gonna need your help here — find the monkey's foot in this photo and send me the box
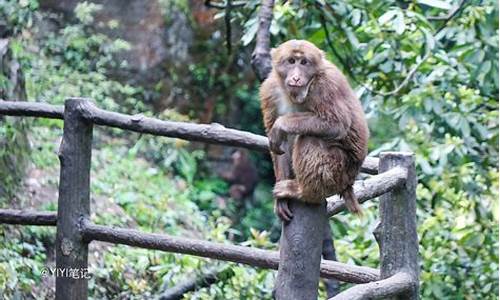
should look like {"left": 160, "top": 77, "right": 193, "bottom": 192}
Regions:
{"left": 275, "top": 198, "right": 293, "bottom": 222}
{"left": 273, "top": 180, "right": 302, "bottom": 200}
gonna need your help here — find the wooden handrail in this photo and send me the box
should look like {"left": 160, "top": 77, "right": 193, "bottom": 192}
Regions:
{"left": 329, "top": 272, "right": 415, "bottom": 300}
{"left": 326, "top": 166, "right": 407, "bottom": 216}
{"left": 81, "top": 219, "right": 379, "bottom": 283}
{"left": 0, "top": 100, "right": 379, "bottom": 173}
{"left": 0, "top": 209, "right": 57, "bottom": 225}
{"left": 0, "top": 165, "right": 405, "bottom": 225}
{"left": 0, "top": 99, "right": 419, "bottom": 299}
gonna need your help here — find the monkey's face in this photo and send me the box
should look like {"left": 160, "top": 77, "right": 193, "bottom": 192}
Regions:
{"left": 271, "top": 40, "right": 324, "bottom": 104}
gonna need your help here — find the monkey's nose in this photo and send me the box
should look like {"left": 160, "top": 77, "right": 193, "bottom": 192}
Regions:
{"left": 292, "top": 76, "right": 300, "bottom": 83}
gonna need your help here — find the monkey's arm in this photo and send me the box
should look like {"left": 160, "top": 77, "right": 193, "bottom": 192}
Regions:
{"left": 271, "top": 143, "right": 294, "bottom": 222}
{"left": 260, "top": 81, "right": 294, "bottom": 221}
{"left": 278, "top": 112, "right": 350, "bottom": 138}
{"left": 269, "top": 112, "right": 351, "bottom": 154}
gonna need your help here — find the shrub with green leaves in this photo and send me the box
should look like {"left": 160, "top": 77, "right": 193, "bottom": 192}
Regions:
{"left": 236, "top": 0, "right": 498, "bottom": 298}
{"left": 0, "top": 0, "right": 497, "bottom": 299}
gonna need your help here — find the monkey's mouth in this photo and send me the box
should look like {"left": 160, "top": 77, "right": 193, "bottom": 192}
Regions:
{"left": 287, "top": 82, "right": 306, "bottom": 87}
{"left": 287, "top": 86, "right": 305, "bottom": 97}
{"left": 287, "top": 78, "right": 315, "bottom": 103}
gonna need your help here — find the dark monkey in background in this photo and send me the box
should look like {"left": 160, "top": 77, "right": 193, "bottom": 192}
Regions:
{"left": 259, "top": 40, "right": 369, "bottom": 221}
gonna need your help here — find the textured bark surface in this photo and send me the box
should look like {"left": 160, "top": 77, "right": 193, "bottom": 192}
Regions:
{"left": 322, "top": 224, "right": 340, "bottom": 297}
{"left": 360, "top": 156, "right": 379, "bottom": 175}
{"left": 0, "top": 209, "right": 57, "bottom": 225}
{"left": 326, "top": 166, "right": 407, "bottom": 217}
{"left": 81, "top": 220, "right": 378, "bottom": 283}
{"left": 330, "top": 272, "right": 414, "bottom": 300}
{"left": 78, "top": 100, "right": 270, "bottom": 152}
{"left": 0, "top": 100, "right": 64, "bottom": 118}
{"left": 55, "top": 98, "right": 93, "bottom": 300}
{"left": 377, "top": 152, "right": 419, "bottom": 300}
{"left": 251, "top": 0, "right": 274, "bottom": 81}
{"left": 330, "top": 152, "right": 418, "bottom": 300}
{"left": 275, "top": 201, "right": 327, "bottom": 300}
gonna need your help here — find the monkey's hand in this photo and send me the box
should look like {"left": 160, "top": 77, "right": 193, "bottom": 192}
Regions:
{"left": 273, "top": 179, "right": 302, "bottom": 200}
{"left": 275, "top": 198, "right": 293, "bottom": 222}
{"left": 274, "top": 180, "right": 302, "bottom": 222}
{"left": 269, "top": 119, "right": 286, "bottom": 155}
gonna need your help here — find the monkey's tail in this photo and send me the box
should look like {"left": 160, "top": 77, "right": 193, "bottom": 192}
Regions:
{"left": 341, "top": 185, "right": 363, "bottom": 215}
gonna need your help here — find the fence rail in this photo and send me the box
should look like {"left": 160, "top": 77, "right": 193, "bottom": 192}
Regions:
{"left": 0, "top": 100, "right": 379, "bottom": 174}
{"left": 0, "top": 99, "right": 419, "bottom": 300}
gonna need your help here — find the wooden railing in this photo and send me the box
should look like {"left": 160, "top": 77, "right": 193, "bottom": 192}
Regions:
{"left": 0, "top": 98, "right": 419, "bottom": 300}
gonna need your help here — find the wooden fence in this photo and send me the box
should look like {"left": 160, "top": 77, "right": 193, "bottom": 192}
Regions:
{"left": 0, "top": 98, "right": 419, "bottom": 300}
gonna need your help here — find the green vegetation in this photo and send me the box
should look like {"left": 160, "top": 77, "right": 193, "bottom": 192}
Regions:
{"left": 0, "top": 0, "right": 498, "bottom": 299}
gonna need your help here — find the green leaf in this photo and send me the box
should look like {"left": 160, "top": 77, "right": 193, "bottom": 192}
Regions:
{"left": 351, "top": 9, "right": 362, "bottom": 26}
{"left": 459, "top": 117, "right": 471, "bottom": 137}
{"left": 378, "top": 10, "right": 398, "bottom": 25}
{"left": 394, "top": 11, "right": 406, "bottom": 35}
{"left": 422, "top": 28, "right": 436, "bottom": 52}
{"left": 241, "top": 18, "right": 258, "bottom": 46}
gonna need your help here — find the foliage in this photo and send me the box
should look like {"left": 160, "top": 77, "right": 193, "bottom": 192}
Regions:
{"left": 236, "top": 0, "right": 499, "bottom": 298}
{"left": 0, "top": 1, "right": 277, "bottom": 298}
{"left": 0, "top": 0, "right": 497, "bottom": 299}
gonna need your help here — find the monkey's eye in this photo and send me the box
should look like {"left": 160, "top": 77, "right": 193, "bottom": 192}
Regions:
{"left": 300, "top": 59, "right": 308, "bottom": 65}
{"left": 288, "top": 58, "right": 296, "bottom": 64}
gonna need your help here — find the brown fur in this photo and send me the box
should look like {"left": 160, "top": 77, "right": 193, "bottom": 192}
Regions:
{"left": 259, "top": 40, "right": 369, "bottom": 217}
{"left": 221, "top": 150, "right": 259, "bottom": 200}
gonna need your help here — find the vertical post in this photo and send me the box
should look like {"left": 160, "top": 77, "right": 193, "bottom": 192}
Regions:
{"left": 377, "top": 152, "right": 419, "bottom": 299}
{"left": 322, "top": 224, "right": 340, "bottom": 297}
{"left": 56, "top": 98, "right": 93, "bottom": 300}
{"left": 275, "top": 200, "right": 326, "bottom": 299}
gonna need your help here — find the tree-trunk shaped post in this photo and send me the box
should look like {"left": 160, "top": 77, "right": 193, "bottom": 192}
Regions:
{"left": 376, "top": 152, "right": 419, "bottom": 299}
{"left": 274, "top": 139, "right": 327, "bottom": 299}
{"left": 55, "top": 98, "right": 93, "bottom": 300}
{"left": 275, "top": 200, "right": 327, "bottom": 299}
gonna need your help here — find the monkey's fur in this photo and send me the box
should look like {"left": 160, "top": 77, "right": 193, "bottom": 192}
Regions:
{"left": 221, "top": 149, "right": 258, "bottom": 200}
{"left": 259, "top": 40, "right": 369, "bottom": 221}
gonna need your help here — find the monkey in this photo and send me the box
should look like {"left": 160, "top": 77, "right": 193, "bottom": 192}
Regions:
{"left": 259, "top": 40, "right": 369, "bottom": 222}
{"left": 220, "top": 149, "right": 259, "bottom": 200}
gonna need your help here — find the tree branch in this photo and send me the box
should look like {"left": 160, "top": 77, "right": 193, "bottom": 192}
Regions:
{"left": 225, "top": 0, "right": 233, "bottom": 54}
{"left": 428, "top": 0, "right": 467, "bottom": 22}
{"left": 434, "top": 0, "right": 469, "bottom": 34}
{"left": 251, "top": 0, "right": 274, "bottom": 81}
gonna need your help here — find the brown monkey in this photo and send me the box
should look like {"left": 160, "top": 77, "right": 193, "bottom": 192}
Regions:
{"left": 220, "top": 149, "right": 259, "bottom": 200}
{"left": 259, "top": 40, "right": 369, "bottom": 221}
